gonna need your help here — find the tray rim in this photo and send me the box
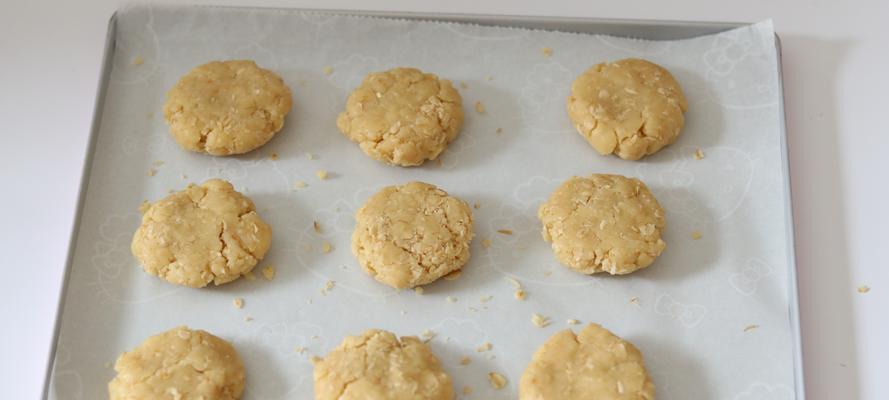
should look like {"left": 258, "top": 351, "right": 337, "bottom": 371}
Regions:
{"left": 42, "top": 6, "right": 804, "bottom": 399}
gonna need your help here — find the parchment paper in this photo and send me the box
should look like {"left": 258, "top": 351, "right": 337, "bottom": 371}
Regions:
{"left": 49, "top": 5, "right": 797, "bottom": 399}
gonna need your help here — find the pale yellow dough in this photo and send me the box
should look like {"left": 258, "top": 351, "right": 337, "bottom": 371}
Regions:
{"left": 108, "top": 326, "right": 245, "bottom": 400}
{"left": 164, "top": 60, "right": 292, "bottom": 156}
{"left": 538, "top": 174, "right": 665, "bottom": 275}
{"left": 337, "top": 67, "right": 464, "bottom": 166}
{"left": 567, "top": 58, "right": 687, "bottom": 160}
{"left": 519, "top": 323, "right": 655, "bottom": 400}
{"left": 351, "top": 181, "right": 473, "bottom": 289}
{"left": 131, "top": 179, "right": 272, "bottom": 288}
{"left": 313, "top": 329, "right": 454, "bottom": 400}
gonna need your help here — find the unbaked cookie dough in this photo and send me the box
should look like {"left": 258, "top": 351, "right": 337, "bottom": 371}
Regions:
{"left": 567, "top": 58, "right": 687, "bottom": 160}
{"left": 351, "top": 181, "right": 473, "bottom": 289}
{"left": 313, "top": 329, "right": 454, "bottom": 400}
{"left": 538, "top": 174, "right": 665, "bottom": 275}
{"left": 131, "top": 179, "right": 272, "bottom": 288}
{"left": 336, "top": 67, "right": 464, "bottom": 166}
{"left": 164, "top": 60, "right": 292, "bottom": 156}
{"left": 108, "top": 326, "right": 245, "bottom": 400}
{"left": 519, "top": 323, "right": 655, "bottom": 400}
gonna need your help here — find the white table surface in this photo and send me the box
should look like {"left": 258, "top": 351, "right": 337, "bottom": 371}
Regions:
{"left": 1, "top": 0, "right": 886, "bottom": 398}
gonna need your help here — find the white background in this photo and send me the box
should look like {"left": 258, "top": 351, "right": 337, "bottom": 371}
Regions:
{"left": 0, "top": 0, "right": 885, "bottom": 399}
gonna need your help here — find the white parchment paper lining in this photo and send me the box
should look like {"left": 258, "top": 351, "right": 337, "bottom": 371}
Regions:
{"left": 50, "top": 6, "right": 795, "bottom": 400}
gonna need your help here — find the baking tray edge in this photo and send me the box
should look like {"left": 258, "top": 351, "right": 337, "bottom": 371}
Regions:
{"left": 41, "top": 11, "right": 118, "bottom": 400}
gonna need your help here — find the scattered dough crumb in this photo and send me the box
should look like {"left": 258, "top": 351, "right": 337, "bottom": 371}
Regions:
{"left": 262, "top": 266, "right": 275, "bottom": 281}
{"left": 543, "top": 270, "right": 552, "bottom": 277}
{"left": 460, "top": 356, "right": 471, "bottom": 365}
{"left": 320, "top": 280, "right": 335, "bottom": 295}
{"left": 133, "top": 56, "right": 144, "bottom": 65}
{"left": 306, "top": 152, "right": 315, "bottom": 160}
{"left": 542, "top": 47, "right": 553, "bottom": 57}
{"left": 152, "top": 160, "right": 164, "bottom": 167}
{"left": 313, "top": 221, "right": 322, "bottom": 234}
{"left": 414, "top": 287, "right": 425, "bottom": 295}
{"left": 567, "top": 319, "right": 580, "bottom": 325}
{"left": 476, "top": 342, "right": 492, "bottom": 352}
{"left": 479, "top": 295, "right": 492, "bottom": 303}
{"left": 293, "top": 181, "right": 308, "bottom": 189}
{"left": 488, "top": 372, "right": 507, "bottom": 390}
{"left": 269, "top": 152, "right": 279, "bottom": 160}
{"left": 514, "top": 289, "right": 527, "bottom": 301}
{"left": 462, "top": 386, "right": 473, "bottom": 395}
{"left": 857, "top": 285, "right": 870, "bottom": 294}
{"left": 294, "top": 346, "right": 306, "bottom": 354}
{"left": 474, "top": 101, "right": 486, "bottom": 114}
{"left": 244, "top": 316, "right": 253, "bottom": 322}
{"left": 473, "top": 202, "right": 481, "bottom": 209}
{"left": 496, "top": 127, "right": 503, "bottom": 135}
{"left": 146, "top": 168, "right": 157, "bottom": 177}
{"left": 486, "top": 75, "right": 493, "bottom": 81}
{"left": 459, "top": 81, "right": 468, "bottom": 89}
{"left": 743, "top": 324, "right": 760, "bottom": 332}
{"left": 310, "top": 356, "right": 322, "bottom": 364}
{"left": 691, "top": 231, "right": 703, "bottom": 240}
{"left": 180, "top": 174, "right": 188, "bottom": 180}
{"left": 243, "top": 271, "right": 256, "bottom": 281}
{"left": 446, "top": 296, "right": 458, "bottom": 303}
{"left": 322, "top": 242, "right": 332, "bottom": 253}
{"left": 316, "top": 170, "right": 328, "bottom": 180}
{"left": 481, "top": 238, "right": 492, "bottom": 248}
{"left": 444, "top": 270, "right": 462, "bottom": 281}
{"left": 496, "top": 229, "right": 513, "bottom": 235}
{"left": 630, "top": 297, "right": 640, "bottom": 306}
{"left": 421, "top": 329, "right": 436, "bottom": 341}
{"left": 694, "top": 148, "right": 705, "bottom": 160}
{"left": 531, "top": 313, "right": 551, "bottom": 328}
{"left": 323, "top": 66, "right": 334, "bottom": 75}
{"left": 233, "top": 298, "right": 244, "bottom": 309}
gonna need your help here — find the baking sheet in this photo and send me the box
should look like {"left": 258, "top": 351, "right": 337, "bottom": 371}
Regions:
{"left": 48, "top": 5, "right": 799, "bottom": 399}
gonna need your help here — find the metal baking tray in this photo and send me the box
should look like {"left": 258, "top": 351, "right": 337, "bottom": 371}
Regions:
{"left": 44, "top": 5, "right": 803, "bottom": 399}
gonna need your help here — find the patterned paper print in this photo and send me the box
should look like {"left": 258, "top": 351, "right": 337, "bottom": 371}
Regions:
{"left": 49, "top": 6, "right": 796, "bottom": 399}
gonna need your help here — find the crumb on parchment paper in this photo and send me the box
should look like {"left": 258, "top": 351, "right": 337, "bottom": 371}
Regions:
{"left": 488, "top": 372, "right": 507, "bottom": 389}
{"left": 233, "top": 298, "right": 244, "bottom": 309}
{"left": 531, "top": 313, "right": 550, "bottom": 328}
{"left": 514, "top": 289, "right": 527, "bottom": 301}
{"left": 743, "top": 324, "right": 760, "bottom": 332}
{"left": 497, "top": 229, "right": 513, "bottom": 235}
{"left": 474, "top": 101, "right": 486, "bottom": 114}
{"left": 694, "top": 148, "right": 705, "bottom": 160}
{"left": 858, "top": 285, "right": 870, "bottom": 293}
{"left": 542, "top": 47, "right": 553, "bottom": 57}
{"left": 262, "top": 266, "right": 275, "bottom": 281}
{"left": 691, "top": 231, "right": 703, "bottom": 240}
{"left": 323, "top": 66, "right": 333, "bottom": 75}
{"left": 476, "top": 342, "right": 492, "bottom": 352}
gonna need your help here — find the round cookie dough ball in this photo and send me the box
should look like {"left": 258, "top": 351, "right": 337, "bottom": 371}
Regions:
{"left": 336, "top": 67, "right": 464, "bottom": 166}
{"left": 567, "top": 58, "right": 687, "bottom": 160}
{"left": 164, "top": 60, "right": 292, "bottom": 156}
{"left": 519, "top": 323, "right": 655, "bottom": 400}
{"left": 538, "top": 174, "right": 665, "bottom": 275}
{"left": 314, "top": 329, "right": 454, "bottom": 400}
{"left": 351, "top": 181, "right": 473, "bottom": 289}
{"left": 108, "top": 326, "right": 245, "bottom": 400}
{"left": 131, "top": 179, "right": 272, "bottom": 288}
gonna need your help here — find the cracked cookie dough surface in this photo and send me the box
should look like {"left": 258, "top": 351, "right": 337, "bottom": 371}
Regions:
{"left": 567, "top": 58, "right": 687, "bottom": 160}
{"left": 538, "top": 174, "right": 665, "bottom": 275}
{"left": 336, "top": 67, "right": 464, "bottom": 166}
{"left": 352, "top": 181, "right": 473, "bottom": 289}
{"left": 131, "top": 179, "right": 272, "bottom": 288}
{"left": 164, "top": 60, "right": 292, "bottom": 156}
{"left": 313, "top": 329, "right": 454, "bottom": 400}
{"left": 108, "top": 326, "right": 245, "bottom": 400}
{"left": 519, "top": 323, "right": 655, "bottom": 400}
